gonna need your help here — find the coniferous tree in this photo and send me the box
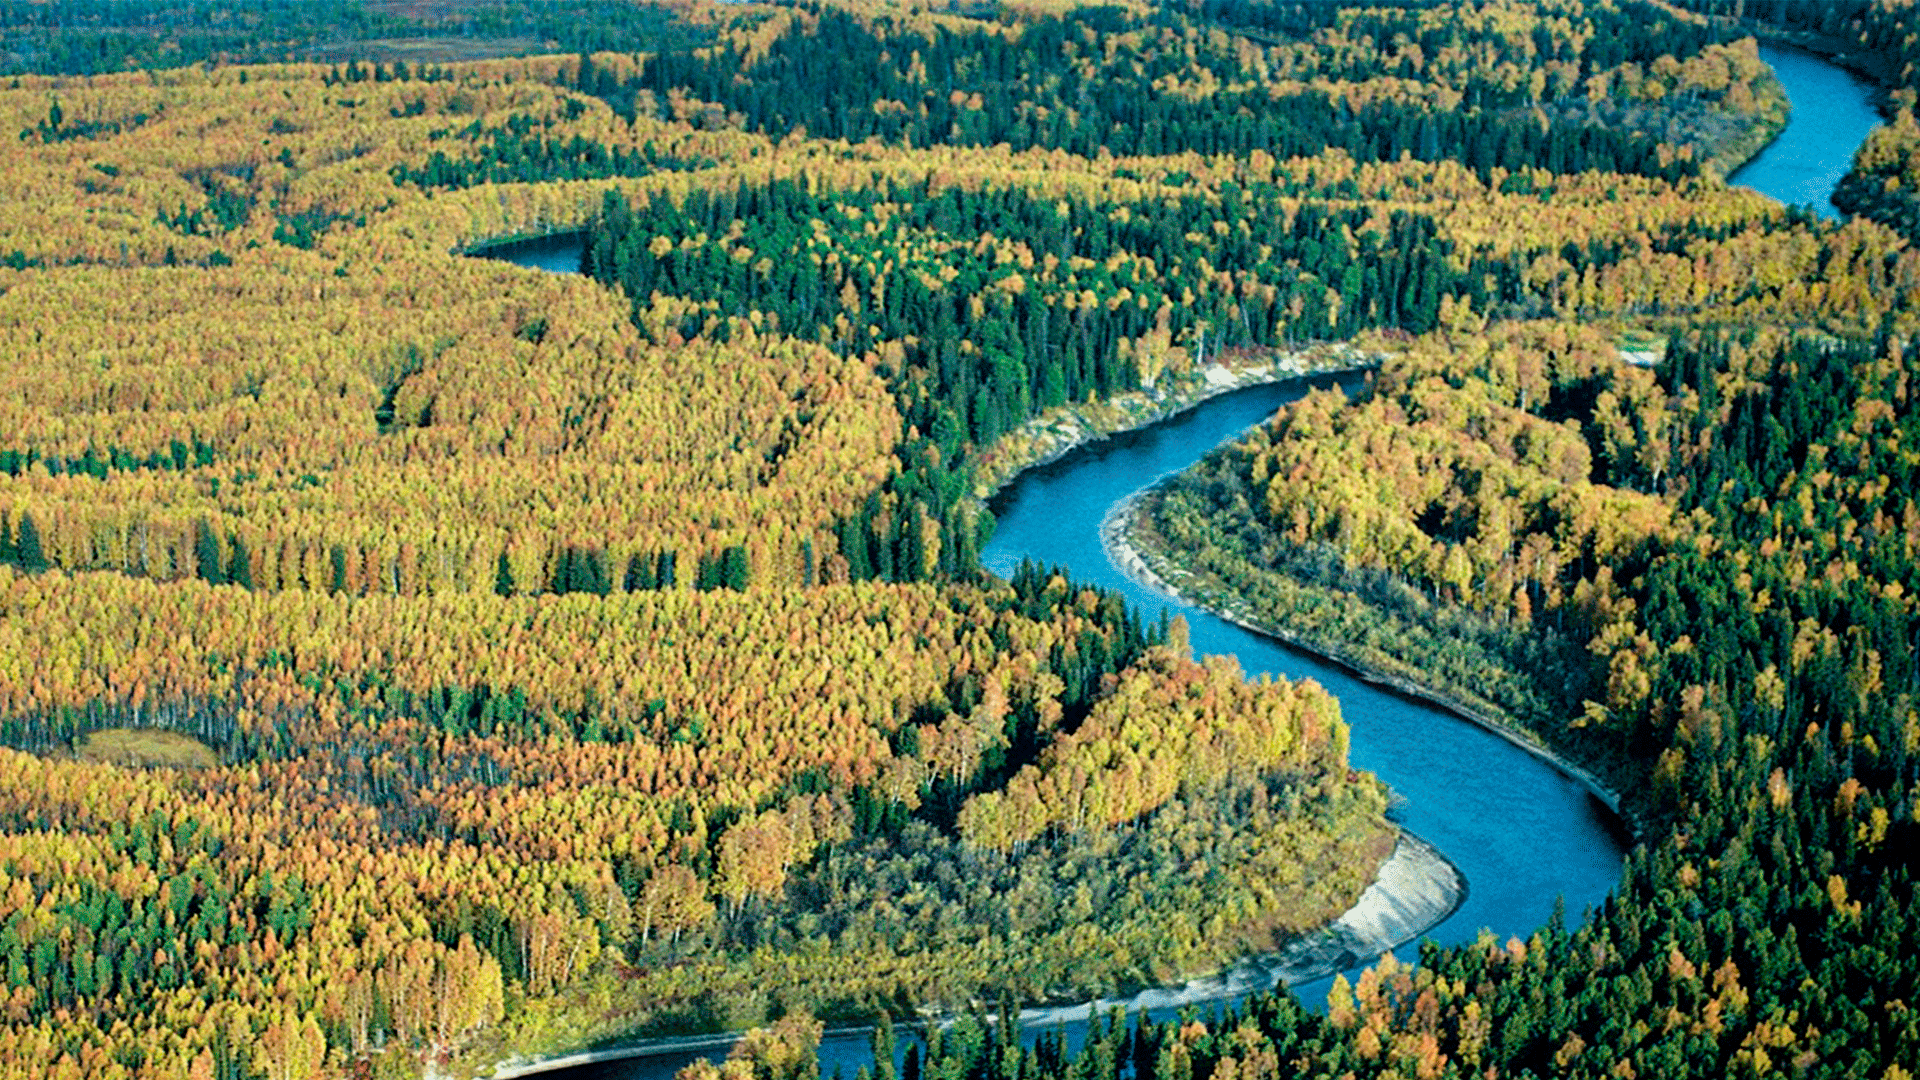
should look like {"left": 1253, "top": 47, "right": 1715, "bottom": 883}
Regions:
{"left": 720, "top": 545, "right": 750, "bottom": 591}
{"left": 582, "top": 549, "right": 610, "bottom": 595}
{"left": 14, "top": 511, "right": 45, "bottom": 573}
{"left": 625, "top": 551, "right": 656, "bottom": 591}
{"left": 192, "top": 522, "right": 225, "bottom": 584}
{"left": 226, "top": 535, "right": 253, "bottom": 590}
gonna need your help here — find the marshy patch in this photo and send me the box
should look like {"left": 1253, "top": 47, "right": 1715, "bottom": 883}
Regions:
{"left": 73, "top": 727, "right": 218, "bottom": 769}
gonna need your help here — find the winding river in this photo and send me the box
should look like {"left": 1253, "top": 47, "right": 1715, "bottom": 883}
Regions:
{"left": 485, "top": 42, "right": 1878, "bottom": 1080}
{"left": 1730, "top": 45, "right": 1882, "bottom": 219}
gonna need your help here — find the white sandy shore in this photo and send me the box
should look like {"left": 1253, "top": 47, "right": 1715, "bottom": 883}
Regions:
{"left": 970, "top": 348, "right": 1373, "bottom": 505}
{"left": 1014, "top": 829, "right": 1463, "bottom": 1030}
{"left": 481, "top": 831, "right": 1463, "bottom": 1079}
{"left": 482, "top": 1032, "right": 743, "bottom": 1080}
{"left": 1325, "top": 831, "right": 1463, "bottom": 960}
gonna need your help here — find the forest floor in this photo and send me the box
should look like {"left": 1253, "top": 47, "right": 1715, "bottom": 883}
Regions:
{"left": 1101, "top": 491, "right": 1632, "bottom": 834}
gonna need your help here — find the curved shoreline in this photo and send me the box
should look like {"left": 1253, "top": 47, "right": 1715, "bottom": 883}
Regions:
{"left": 1101, "top": 489, "right": 1633, "bottom": 834}
{"left": 1012, "top": 828, "right": 1463, "bottom": 1028}
{"left": 969, "top": 346, "right": 1377, "bottom": 507}
{"left": 480, "top": 830, "right": 1462, "bottom": 1079}
{"left": 476, "top": 366, "right": 1468, "bottom": 1080}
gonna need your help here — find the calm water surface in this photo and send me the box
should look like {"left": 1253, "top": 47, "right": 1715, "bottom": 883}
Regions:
{"left": 1730, "top": 45, "right": 1881, "bottom": 219}
{"left": 977, "top": 378, "right": 1628, "bottom": 1017}
{"left": 486, "top": 42, "right": 1875, "bottom": 1077}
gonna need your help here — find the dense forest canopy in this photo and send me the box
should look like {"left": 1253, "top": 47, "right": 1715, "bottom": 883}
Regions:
{"left": 0, "top": 1, "right": 719, "bottom": 74}
{"left": 0, "top": 0, "right": 1915, "bottom": 1077}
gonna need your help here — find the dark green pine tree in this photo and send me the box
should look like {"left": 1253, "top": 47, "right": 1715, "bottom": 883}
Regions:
{"left": 194, "top": 522, "right": 226, "bottom": 585}
{"left": 225, "top": 534, "right": 253, "bottom": 589}
{"left": 580, "top": 548, "right": 611, "bottom": 595}
{"left": 694, "top": 551, "right": 722, "bottom": 591}
{"left": 720, "top": 545, "right": 750, "bottom": 591}
{"left": 625, "top": 551, "right": 656, "bottom": 591}
{"left": 14, "top": 511, "right": 45, "bottom": 573}
{"left": 495, "top": 551, "right": 516, "bottom": 597}
{"left": 841, "top": 516, "right": 873, "bottom": 581}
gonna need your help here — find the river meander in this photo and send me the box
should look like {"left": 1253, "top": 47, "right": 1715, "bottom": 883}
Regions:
{"left": 1730, "top": 45, "right": 1883, "bottom": 219}
{"left": 482, "top": 40, "right": 1877, "bottom": 1078}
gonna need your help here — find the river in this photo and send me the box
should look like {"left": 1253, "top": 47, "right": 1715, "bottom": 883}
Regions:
{"left": 1730, "top": 45, "right": 1883, "bottom": 219}
{"left": 481, "top": 41, "right": 1876, "bottom": 1080}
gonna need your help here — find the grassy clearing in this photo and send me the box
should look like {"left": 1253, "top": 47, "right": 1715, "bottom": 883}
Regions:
{"left": 75, "top": 728, "right": 218, "bottom": 769}
{"left": 306, "top": 36, "right": 552, "bottom": 64}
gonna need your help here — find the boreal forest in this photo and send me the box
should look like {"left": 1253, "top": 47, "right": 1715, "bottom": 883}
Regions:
{"left": 0, "top": 1, "right": 1914, "bottom": 1078}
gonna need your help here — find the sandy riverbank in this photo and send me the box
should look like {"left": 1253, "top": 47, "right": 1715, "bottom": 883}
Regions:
{"left": 1102, "top": 491, "right": 1630, "bottom": 826}
{"left": 482, "top": 1032, "right": 742, "bottom": 1080}
{"left": 479, "top": 831, "right": 1462, "bottom": 1079}
{"left": 1015, "top": 829, "right": 1463, "bottom": 1031}
{"left": 969, "top": 344, "right": 1374, "bottom": 506}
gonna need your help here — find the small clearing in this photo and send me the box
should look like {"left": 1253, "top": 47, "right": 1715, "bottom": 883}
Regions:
{"left": 75, "top": 728, "right": 218, "bottom": 769}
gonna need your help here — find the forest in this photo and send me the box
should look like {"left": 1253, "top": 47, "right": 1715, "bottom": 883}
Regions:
{"left": 1106, "top": 2, "right": 1920, "bottom": 1078}
{"left": 0, "top": 0, "right": 1915, "bottom": 1078}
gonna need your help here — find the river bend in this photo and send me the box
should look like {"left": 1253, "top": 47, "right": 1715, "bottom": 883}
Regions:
{"left": 486, "top": 40, "right": 1876, "bottom": 1078}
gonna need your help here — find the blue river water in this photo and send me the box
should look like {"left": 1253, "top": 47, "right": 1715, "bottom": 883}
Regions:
{"left": 980, "top": 375, "right": 1627, "bottom": 978}
{"left": 487, "top": 40, "right": 1876, "bottom": 1079}
{"left": 1730, "top": 45, "right": 1882, "bottom": 219}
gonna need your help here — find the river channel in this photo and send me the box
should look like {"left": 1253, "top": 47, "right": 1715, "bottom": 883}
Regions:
{"left": 484, "top": 40, "right": 1876, "bottom": 1080}
{"left": 1730, "top": 44, "right": 1883, "bottom": 219}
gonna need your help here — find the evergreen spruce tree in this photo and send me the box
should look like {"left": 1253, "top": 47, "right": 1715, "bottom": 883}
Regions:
{"left": 194, "top": 521, "right": 225, "bottom": 584}
{"left": 495, "top": 552, "right": 516, "bottom": 597}
{"left": 15, "top": 511, "right": 45, "bottom": 573}
{"left": 582, "top": 549, "right": 611, "bottom": 595}
{"left": 226, "top": 535, "right": 253, "bottom": 590}
{"left": 625, "top": 551, "right": 655, "bottom": 591}
{"left": 553, "top": 548, "right": 579, "bottom": 594}
{"left": 720, "top": 545, "right": 750, "bottom": 591}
